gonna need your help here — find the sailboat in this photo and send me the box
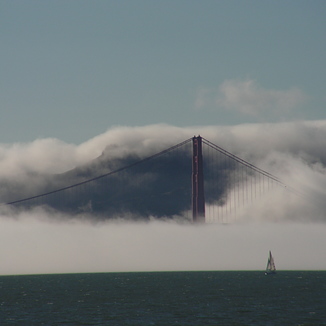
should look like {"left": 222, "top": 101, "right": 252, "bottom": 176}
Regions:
{"left": 265, "top": 251, "right": 276, "bottom": 275}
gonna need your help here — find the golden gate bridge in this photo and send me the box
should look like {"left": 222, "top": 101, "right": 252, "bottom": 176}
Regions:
{"left": 3, "top": 136, "right": 293, "bottom": 223}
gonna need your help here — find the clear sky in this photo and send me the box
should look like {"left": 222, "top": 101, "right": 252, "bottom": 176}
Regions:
{"left": 1, "top": 0, "right": 326, "bottom": 144}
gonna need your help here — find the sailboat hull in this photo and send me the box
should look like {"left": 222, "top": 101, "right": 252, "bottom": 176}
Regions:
{"left": 265, "top": 271, "right": 276, "bottom": 275}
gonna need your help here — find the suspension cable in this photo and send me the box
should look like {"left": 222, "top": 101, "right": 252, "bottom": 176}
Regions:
{"left": 4, "top": 138, "right": 193, "bottom": 205}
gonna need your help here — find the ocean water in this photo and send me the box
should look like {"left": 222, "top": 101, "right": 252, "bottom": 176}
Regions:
{"left": 0, "top": 271, "right": 325, "bottom": 325}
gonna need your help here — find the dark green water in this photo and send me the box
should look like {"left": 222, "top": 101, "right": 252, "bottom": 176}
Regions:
{"left": 0, "top": 271, "right": 325, "bottom": 325}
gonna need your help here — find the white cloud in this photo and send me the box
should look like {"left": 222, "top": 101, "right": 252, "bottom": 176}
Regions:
{"left": 196, "top": 79, "right": 306, "bottom": 118}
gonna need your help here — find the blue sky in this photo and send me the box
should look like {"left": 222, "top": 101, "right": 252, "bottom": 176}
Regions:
{"left": 1, "top": 0, "right": 326, "bottom": 144}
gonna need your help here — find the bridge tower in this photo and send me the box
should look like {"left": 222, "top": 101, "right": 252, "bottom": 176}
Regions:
{"left": 192, "top": 136, "right": 205, "bottom": 223}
